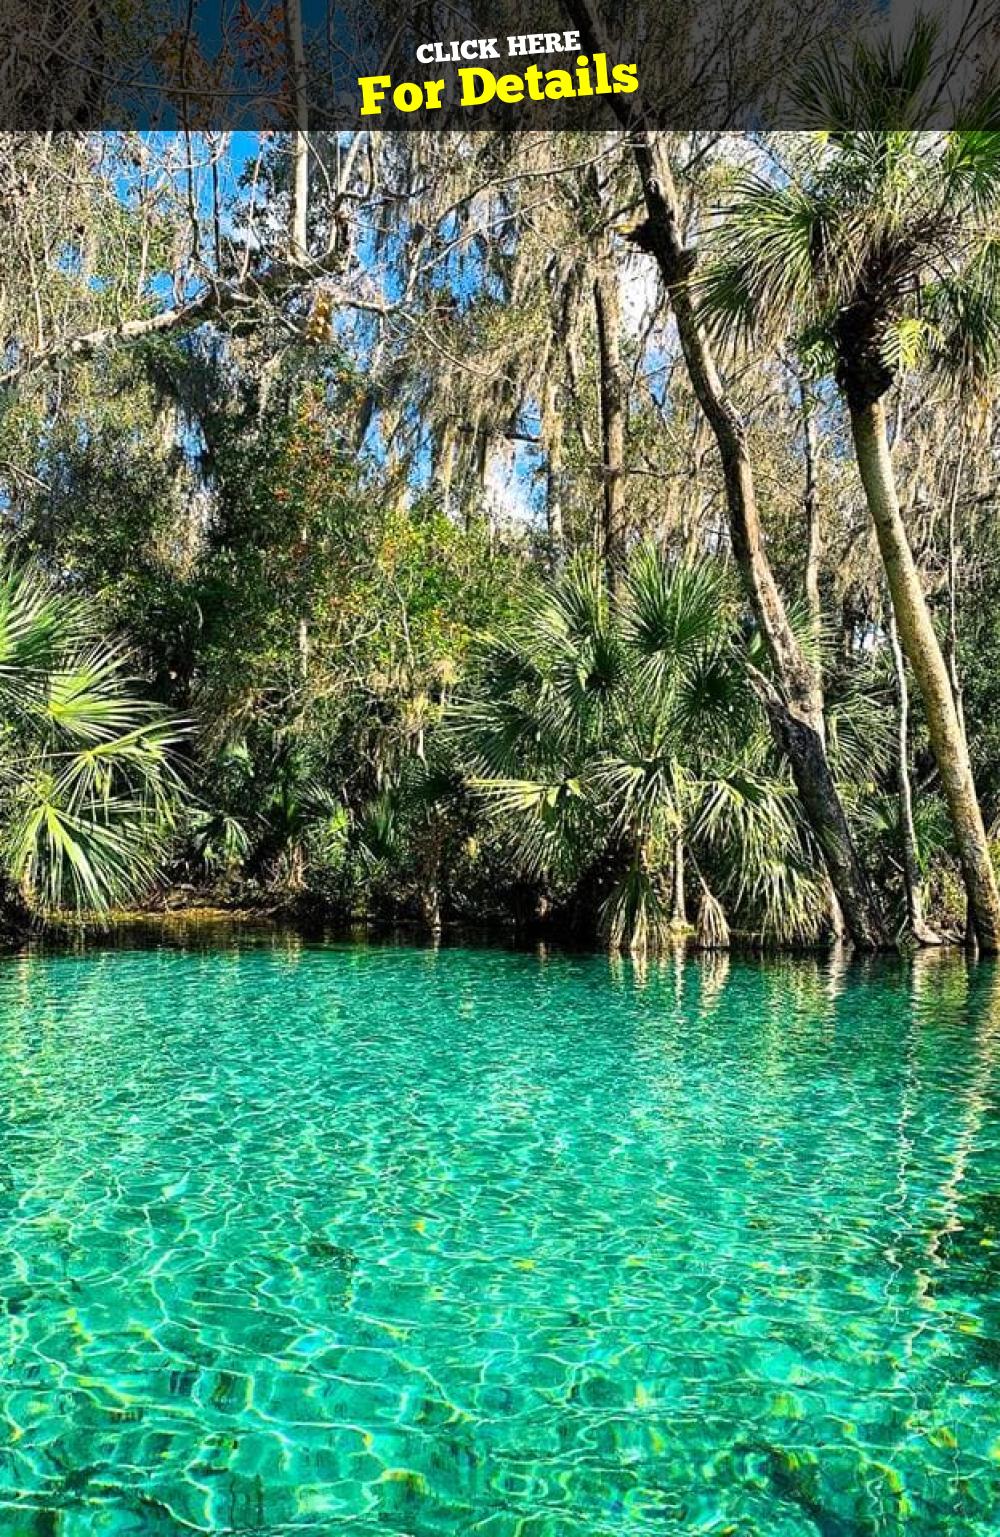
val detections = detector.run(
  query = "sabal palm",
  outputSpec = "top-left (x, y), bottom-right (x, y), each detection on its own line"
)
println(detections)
top-left (453, 548), bottom-right (826, 952)
top-left (0, 564), bottom-right (186, 915)
top-left (701, 34), bottom-right (1000, 949)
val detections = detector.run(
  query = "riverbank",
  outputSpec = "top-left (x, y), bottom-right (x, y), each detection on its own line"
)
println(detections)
top-left (0, 898), bottom-right (977, 967)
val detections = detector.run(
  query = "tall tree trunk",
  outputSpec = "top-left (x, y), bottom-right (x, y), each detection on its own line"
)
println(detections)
top-left (438, 421), bottom-right (458, 519)
top-left (945, 441), bottom-right (975, 952)
top-left (798, 374), bottom-right (823, 656)
top-left (592, 240), bottom-right (625, 590)
top-left (566, 331), bottom-right (595, 457)
top-left (682, 417), bottom-right (712, 554)
top-left (422, 828), bottom-right (443, 936)
top-left (946, 437), bottom-right (967, 733)
top-left (541, 371), bottom-right (566, 568)
top-left (887, 612), bottom-right (940, 945)
top-left (593, 126), bottom-right (885, 949)
top-left (826, 879), bottom-right (847, 945)
top-left (797, 376), bottom-right (853, 946)
top-left (849, 400), bottom-right (1000, 953)
top-left (284, 0), bottom-right (309, 262)
top-left (540, 264), bottom-right (579, 571)
top-left (670, 831), bottom-right (687, 926)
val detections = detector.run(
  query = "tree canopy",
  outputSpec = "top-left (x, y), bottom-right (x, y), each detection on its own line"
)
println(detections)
top-left (3, 84), bottom-right (1000, 952)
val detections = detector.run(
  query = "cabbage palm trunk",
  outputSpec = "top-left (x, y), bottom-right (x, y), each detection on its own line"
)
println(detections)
top-left (887, 611), bottom-right (940, 946)
top-left (851, 399), bottom-right (1000, 952)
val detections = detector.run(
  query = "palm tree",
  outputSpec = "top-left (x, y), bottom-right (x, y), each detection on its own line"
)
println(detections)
top-left (566, 0), bottom-right (885, 950)
top-left (0, 564), bottom-right (186, 917)
top-left (700, 39), bottom-right (1000, 950)
top-left (452, 548), bottom-right (831, 953)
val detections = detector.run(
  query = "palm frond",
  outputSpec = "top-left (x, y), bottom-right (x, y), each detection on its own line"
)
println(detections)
top-left (623, 544), bottom-right (733, 674)
top-left (452, 544), bottom-right (819, 949)
top-left (924, 247), bottom-right (1000, 393)
top-left (0, 565), bottom-right (187, 916)
top-left (601, 860), bottom-right (669, 955)
top-left (790, 15), bottom-right (940, 130)
top-left (940, 132), bottom-right (1000, 217)
top-left (5, 783), bottom-right (164, 913)
top-left (699, 177), bottom-right (828, 348)
top-left (695, 880), bottom-right (730, 949)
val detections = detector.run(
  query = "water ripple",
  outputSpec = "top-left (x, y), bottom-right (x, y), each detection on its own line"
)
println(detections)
top-left (0, 941), bottom-right (998, 1534)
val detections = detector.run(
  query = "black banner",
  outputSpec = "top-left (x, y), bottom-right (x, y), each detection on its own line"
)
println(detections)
top-left (1, 0), bottom-right (997, 129)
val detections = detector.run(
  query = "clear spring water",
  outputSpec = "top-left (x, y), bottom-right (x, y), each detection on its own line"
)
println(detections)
top-left (2, 935), bottom-right (1000, 1536)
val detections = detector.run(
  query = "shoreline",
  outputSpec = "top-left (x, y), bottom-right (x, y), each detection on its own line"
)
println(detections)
top-left (2, 901), bottom-right (982, 965)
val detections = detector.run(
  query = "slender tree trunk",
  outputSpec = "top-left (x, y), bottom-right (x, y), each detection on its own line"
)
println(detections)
top-left (826, 879), bottom-right (847, 944)
top-left (422, 856), bottom-right (443, 935)
top-left (670, 831), bottom-right (687, 926)
top-left (800, 375), bottom-right (843, 948)
top-left (541, 372), bottom-right (566, 568)
top-left (438, 421), bottom-right (458, 519)
top-left (592, 240), bottom-right (625, 590)
top-left (946, 438), bottom-right (967, 734)
top-left (887, 612), bottom-right (940, 945)
top-left (944, 441), bottom-right (977, 950)
top-left (798, 382), bottom-right (847, 946)
top-left (607, 128), bottom-right (885, 949)
top-left (284, 0), bottom-right (309, 263)
top-left (566, 331), bottom-right (595, 457)
top-left (849, 400), bottom-right (1000, 953)
top-left (469, 422), bottom-right (494, 546)
top-left (474, 423), bottom-right (488, 489)
top-left (540, 265), bottom-right (579, 571)
top-left (799, 374), bottom-right (823, 655)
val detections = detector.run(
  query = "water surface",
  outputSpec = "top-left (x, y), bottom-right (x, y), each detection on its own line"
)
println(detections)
top-left (2, 937), bottom-right (1000, 1534)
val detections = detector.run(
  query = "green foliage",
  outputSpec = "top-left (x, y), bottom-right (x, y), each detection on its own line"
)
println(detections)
top-left (702, 116), bottom-right (1000, 402)
top-left (2, 118), bottom-right (998, 951)
top-left (454, 548), bottom-right (828, 951)
top-left (0, 565), bottom-right (186, 915)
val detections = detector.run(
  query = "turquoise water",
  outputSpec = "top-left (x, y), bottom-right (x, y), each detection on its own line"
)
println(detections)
top-left (2, 939), bottom-right (1000, 1535)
